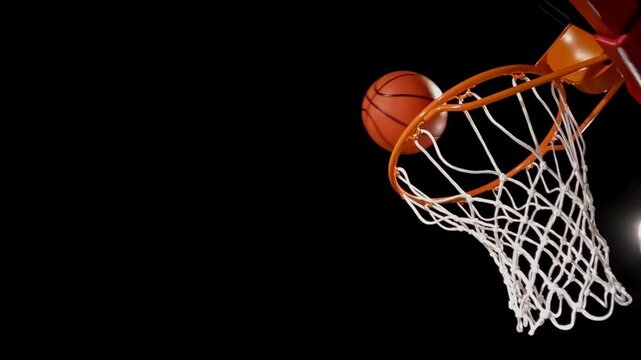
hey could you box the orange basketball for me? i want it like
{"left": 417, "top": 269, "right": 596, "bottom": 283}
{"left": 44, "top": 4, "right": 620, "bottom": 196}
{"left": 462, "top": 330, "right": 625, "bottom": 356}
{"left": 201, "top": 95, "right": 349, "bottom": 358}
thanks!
{"left": 361, "top": 71, "right": 447, "bottom": 154}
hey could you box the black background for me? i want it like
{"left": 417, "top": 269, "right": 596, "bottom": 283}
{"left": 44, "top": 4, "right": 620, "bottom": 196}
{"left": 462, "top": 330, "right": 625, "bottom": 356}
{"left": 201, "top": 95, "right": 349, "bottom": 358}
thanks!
{"left": 282, "top": 0, "right": 640, "bottom": 351}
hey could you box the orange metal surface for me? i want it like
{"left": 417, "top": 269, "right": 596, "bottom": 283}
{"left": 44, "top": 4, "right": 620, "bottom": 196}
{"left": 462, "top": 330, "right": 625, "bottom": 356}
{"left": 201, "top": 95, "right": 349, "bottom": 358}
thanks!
{"left": 539, "top": 25, "right": 622, "bottom": 94}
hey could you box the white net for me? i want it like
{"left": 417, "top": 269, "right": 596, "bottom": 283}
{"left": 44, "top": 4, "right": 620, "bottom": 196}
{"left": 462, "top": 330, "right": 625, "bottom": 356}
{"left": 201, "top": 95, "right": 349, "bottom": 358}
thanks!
{"left": 397, "top": 75, "right": 632, "bottom": 335}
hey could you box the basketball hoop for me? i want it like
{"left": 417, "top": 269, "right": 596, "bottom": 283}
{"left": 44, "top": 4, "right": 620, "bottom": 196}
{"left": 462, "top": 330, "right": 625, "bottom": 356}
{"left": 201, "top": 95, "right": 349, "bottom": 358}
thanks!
{"left": 386, "top": 26, "right": 632, "bottom": 334}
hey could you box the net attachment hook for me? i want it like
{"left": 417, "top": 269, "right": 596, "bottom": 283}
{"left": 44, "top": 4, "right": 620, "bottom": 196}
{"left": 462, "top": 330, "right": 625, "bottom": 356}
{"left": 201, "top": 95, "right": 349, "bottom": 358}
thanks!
{"left": 512, "top": 73, "right": 528, "bottom": 81}
{"left": 410, "top": 121, "right": 425, "bottom": 141}
{"left": 456, "top": 89, "right": 474, "bottom": 102}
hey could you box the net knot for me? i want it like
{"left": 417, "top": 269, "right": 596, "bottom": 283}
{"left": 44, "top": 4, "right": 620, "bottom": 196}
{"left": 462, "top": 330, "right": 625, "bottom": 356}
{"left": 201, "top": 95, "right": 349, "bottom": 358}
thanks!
{"left": 456, "top": 194, "right": 473, "bottom": 204}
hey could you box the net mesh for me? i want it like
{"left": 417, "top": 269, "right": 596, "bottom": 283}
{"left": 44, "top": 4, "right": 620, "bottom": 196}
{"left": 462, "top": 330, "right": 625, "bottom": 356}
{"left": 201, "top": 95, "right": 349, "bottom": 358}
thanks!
{"left": 397, "top": 75, "right": 632, "bottom": 335}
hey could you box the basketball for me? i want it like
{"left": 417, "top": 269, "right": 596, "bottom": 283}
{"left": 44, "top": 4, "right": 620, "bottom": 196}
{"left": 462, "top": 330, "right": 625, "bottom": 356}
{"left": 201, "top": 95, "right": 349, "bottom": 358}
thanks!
{"left": 361, "top": 71, "right": 447, "bottom": 154}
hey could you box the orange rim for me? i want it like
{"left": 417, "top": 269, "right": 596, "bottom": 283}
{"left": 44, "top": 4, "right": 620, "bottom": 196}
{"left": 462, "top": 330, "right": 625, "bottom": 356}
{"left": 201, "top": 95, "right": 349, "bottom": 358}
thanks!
{"left": 389, "top": 53, "right": 623, "bottom": 205}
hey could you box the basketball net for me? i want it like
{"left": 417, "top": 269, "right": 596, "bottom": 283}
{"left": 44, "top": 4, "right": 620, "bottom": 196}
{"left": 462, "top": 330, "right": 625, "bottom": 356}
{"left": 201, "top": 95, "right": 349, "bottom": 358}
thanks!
{"left": 396, "top": 75, "right": 632, "bottom": 335}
